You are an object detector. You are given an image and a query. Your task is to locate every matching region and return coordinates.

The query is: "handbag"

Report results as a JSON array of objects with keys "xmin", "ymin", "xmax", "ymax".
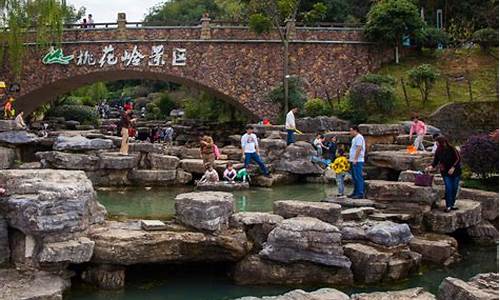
[{"xmin": 415, "ymin": 173, "xmax": 433, "ymax": 187}]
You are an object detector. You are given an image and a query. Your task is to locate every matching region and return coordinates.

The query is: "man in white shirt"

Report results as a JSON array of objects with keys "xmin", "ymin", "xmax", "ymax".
[
  {"xmin": 241, "ymin": 125, "xmax": 271, "ymax": 177},
  {"xmin": 87, "ymin": 14, "xmax": 94, "ymax": 28},
  {"xmin": 348, "ymin": 125, "xmax": 366, "ymax": 199},
  {"xmin": 285, "ymin": 107, "xmax": 298, "ymax": 145}
]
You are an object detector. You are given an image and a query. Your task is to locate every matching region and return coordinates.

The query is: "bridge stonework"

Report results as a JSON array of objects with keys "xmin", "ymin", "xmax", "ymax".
[{"xmin": 3, "ymin": 24, "xmax": 392, "ymax": 120}]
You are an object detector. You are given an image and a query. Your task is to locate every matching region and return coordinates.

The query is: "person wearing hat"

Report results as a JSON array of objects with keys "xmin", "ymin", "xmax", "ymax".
[{"xmin": 3, "ymin": 96, "xmax": 15, "ymax": 119}]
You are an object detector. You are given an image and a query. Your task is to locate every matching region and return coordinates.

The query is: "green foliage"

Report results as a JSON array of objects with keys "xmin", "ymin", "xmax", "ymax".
[
  {"xmin": 364, "ymin": 0, "xmax": 424, "ymax": 47},
  {"xmin": 144, "ymin": 0, "xmax": 221, "ymax": 25},
  {"xmin": 182, "ymin": 92, "xmax": 249, "ymax": 122},
  {"xmin": 248, "ymin": 13, "xmax": 273, "ymax": 34},
  {"xmin": 407, "ymin": 64, "xmax": 440, "ymax": 105},
  {"xmin": 302, "ymin": 2, "xmax": 327, "ymax": 25},
  {"xmin": 65, "ymin": 82, "xmax": 108, "ymax": 106},
  {"xmin": 471, "ymin": 28, "xmax": 499, "ymax": 51},
  {"xmin": 47, "ymin": 105, "xmax": 98, "ymax": 125},
  {"xmin": 359, "ymin": 73, "xmax": 396, "ymax": 87},
  {"xmin": 268, "ymin": 77, "xmax": 307, "ymax": 112},
  {"xmin": 415, "ymin": 26, "xmax": 451, "ymax": 50},
  {"xmin": 157, "ymin": 94, "xmax": 177, "ymax": 117},
  {"xmin": 304, "ymin": 98, "xmax": 332, "ymax": 117}
]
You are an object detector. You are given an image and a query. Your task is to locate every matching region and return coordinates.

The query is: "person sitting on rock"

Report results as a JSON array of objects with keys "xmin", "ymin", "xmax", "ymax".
[
  {"xmin": 199, "ymin": 163, "xmax": 219, "ymax": 184},
  {"xmin": 15, "ymin": 111, "xmax": 26, "ymax": 129},
  {"xmin": 313, "ymin": 133, "xmax": 328, "ymax": 157},
  {"xmin": 223, "ymin": 162, "xmax": 237, "ymax": 182}
]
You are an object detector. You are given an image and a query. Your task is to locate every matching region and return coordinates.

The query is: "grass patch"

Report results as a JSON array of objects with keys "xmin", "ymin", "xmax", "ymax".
[{"xmin": 462, "ymin": 177, "xmax": 499, "ymax": 192}]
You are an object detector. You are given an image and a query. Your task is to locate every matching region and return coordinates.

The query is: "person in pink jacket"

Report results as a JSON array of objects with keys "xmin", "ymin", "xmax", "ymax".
[{"xmin": 409, "ymin": 115, "xmax": 427, "ymax": 151}]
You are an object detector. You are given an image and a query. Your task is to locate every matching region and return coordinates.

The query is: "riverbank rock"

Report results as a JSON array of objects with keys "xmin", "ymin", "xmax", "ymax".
[
  {"xmin": 365, "ymin": 180, "xmax": 439, "ymax": 205},
  {"xmin": 38, "ymin": 237, "xmax": 95, "ymax": 264},
  {"xmin": 252, "ymin": 172, "xmax": 298, "ymax": 187},
  {"xmin": 409, "ymin": 233, "xmax": 460, "ymax": 265},
  {"xmin": 98, "ymin": 152, "xmax": 139, "ymax": 170},
  {"xmin": 0, "ymin": 268, "xmax": 71, "ymax": 300},
  {"xmin": 230, "ymin": 212, "xmax": 283, "ymax": 249},
  {"xmin": 274, "ymin": 142, "xmax": 323, "ymax": 175},
  {"xmin": 37, "ymin": 151, "xmax": 100, "ymax": 171},
  {"xmin": 129, "ymin": 142, "xmax": 164, "ymax": 154},
  {"xmin": 0, "ymin": 120, "xmax": 17, "ymax": 132},
  {"xmin": 365, "ymin": 221, "xmax": 413, "ymax": 247},
  {"xmin": 89, "ymin": 221, "xmax": 251, "ymax": 265},
  {"xmin": 273, "ymin": 200, "xmax": 342, "ymax": 225},
  {"xmin": 296, "ymin": 116, "xmax": 350, "ymax": 133},
  {"xmin": 424, "ymin": 200, "xmax": 482, "ymax": 233},
  {"xmin": 458, "ymin": 188, "xmax": 499, "ymax": 221},
  {"xmin": 197, "ymin": 181, "xmax": 250, "ymax": 191},
  {"xmin": 0, "ymin": 130, "xmax": 38, "ymax": 144},
  {"xmin": 343, "ymin": 243, "xmax": 421, "ymax": 283},
  {"xmin": 175, "ymin": 191, "xmax": 234, "ymax": 231},
  {"xmin": 233, "ymin": 254, "xmax": 353, "ymax": 286},
  {"xmin": 259, "ymin": 217, "xmax": 351, "ymax": 268},
  {"xmin": 0, "ymin": 146, "xmax": 16, "ymax": 169},
  {"xmin": 341, "ymin": 207, "xmax": 376, "ymax": 221},
  {"xmin": 366, "ymin": 151, "xmax": 433, "ymax": 171},
  {"xmin": 148, "ymin": 154, "xmax": 180, "ymax": 170},
  {"xmin": 352, "ymin": 287, "xmax": 436, "ymax": 300},
  {"xmin": 53, "ymin": 135, "xmax": 113, "ymax": 151},
  {"xmin": 438, "ymin": 273, "xmax": 499, "ymax": 300},
  {"xmin": 0, "ymin": 216, "xmax": 9, "ymax": 265},
  {"xmin": 466, "ymin": 221, "xmax": 499, "ymax": 245},
  {"xmin": 128, "ymin": 169, "xmax": 177, "ymax": 185},
  {"xmin": 235, "ymin": 288, "xmax": 350, "ymax": 300},
  {"xmin": 81, "ymin": 264, "xmax": 126, "ymax": 290}
]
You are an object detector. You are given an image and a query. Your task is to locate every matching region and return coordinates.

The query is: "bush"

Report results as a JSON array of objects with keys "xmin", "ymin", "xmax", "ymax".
[
  {"xmin": 47, "ymin": 105, "xmax": 99, "ymax": 125},
  {"xmin": 416, "ymin": 26, "xmax": 450, "ymax": 50},
  {"xmin": 304, "ymin": 98, "xmax": 332, "ymax": 117},
  {"xmin": 342, "ymin": 81, "xmax": 396, "ymax": 123},
  {"xmin": 60, "ymin": 96, "xmax": 82, "ymax": 106},
  {"xmin": 268, "ymin": 77, "xmax": 307, "ymax": 113},
  {"xmin": 471, "ymin": 28, "xmax": 499, "ymax": 51},
  {"xmin": 461, "ymin": 134, "xmax": 499, "ymax": 179},
  {"xmin": 407, "ymin": 64, "xmax": 439, "ymax": 105},
  {"xmin": 249, "ymin": 13, "xmax": 273, "ymax": 34},
  {"xmin": 360, "ymin": 73, "xmax": 396, "ymax": 87},
  {"xmin": 156, "ymin": 94, "xmax": 177, "ymax": 117}
]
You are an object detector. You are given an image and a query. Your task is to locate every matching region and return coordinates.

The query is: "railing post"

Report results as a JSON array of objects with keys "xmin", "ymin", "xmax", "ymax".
[
  {"xmin": 200, "ymin": 13, "xmax": 211, "ymax": 40},
  {"xmin": 117, "ymin": 12, "xmax": 127, "ymax": 39},
  {"xmin": 285, "ymin": 18, "xmax": 296, "ymax": 40}
]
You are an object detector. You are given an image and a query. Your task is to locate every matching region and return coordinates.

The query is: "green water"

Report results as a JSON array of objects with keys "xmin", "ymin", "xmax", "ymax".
[{"xmin": 97, "ymin": 184, "xmax": 350, "ymax": 220}]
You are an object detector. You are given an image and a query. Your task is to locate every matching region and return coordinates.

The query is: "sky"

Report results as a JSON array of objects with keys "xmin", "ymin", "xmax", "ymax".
[{"xmin": 68, "ymin": 0, "xmax": 164, "ymax": 23}]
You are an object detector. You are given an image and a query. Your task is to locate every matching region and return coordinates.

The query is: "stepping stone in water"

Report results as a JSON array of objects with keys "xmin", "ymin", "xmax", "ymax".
[
  {"xmin": 341, "ymin": 207, "xmax": 376, "ymax": 221},
  {"xmin": 140, "ymin": 220, "xmax": 167, "ymax": 231},
  {"xmin": 323, "ymin": 197, "xmax": 380, "ymax": 208}
]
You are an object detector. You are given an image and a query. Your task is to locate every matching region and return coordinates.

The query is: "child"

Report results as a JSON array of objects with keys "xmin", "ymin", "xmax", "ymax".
[
  {"xmin": 431, "ymin": 133, "xmax": 440, "ymax": 154},
  {"xmin": 325, "ymin": 136, "xmax": 338, "ymax": 161},
  {"xmin": 313, "ymin": 133, "xmax": 327, "ymax": 157},
  {"xmin": 330, "ymin": 149, "xmax": 350, "ymax": 197},
  {"xmin": 199, "ymin": 163, "xmax": 219, "ymax": 183},
  {"xmin": 235, "ymin": 168, "xmax": 250, "ymax": 182},
  {"xmin": 409, "ymin": 115, "xmax": 427, "ymax": 151},
  {"xmin": 223, "ymin": 162, "xmax": 237, "ymax": 182}
]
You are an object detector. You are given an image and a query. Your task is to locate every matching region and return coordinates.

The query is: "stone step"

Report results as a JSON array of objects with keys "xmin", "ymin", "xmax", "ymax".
[
  {"xmin": 365, "ymin": 180, "xmax": 439, "ymax": 205},
  {"xmin": 369, "ymin": 212, "xmax": 413, "ymax": 223},
  {"xmin": 341, "ymin": 207, "xmax": 376, "ymax": 221},
  {"xmin": 323, "ymin": 197, "xmax": 384, "ymax": 208},
  {"xmin": 140, "ymin": 220, "xmax": 167, "ymax": 231},
  {"xmin": 424, "ymin": 199, "xmax": 482, "ymax": 233},
  {"xmin": 409, "ymin": 233, "xmax": 460, "ymax": 266},
  {"xmin": 366, "ymin": 150, "xmax": 433, "ymax": 171},
  {"xmin": 273, "ymin": 200, "xmax": 341, "ymax": 225}
]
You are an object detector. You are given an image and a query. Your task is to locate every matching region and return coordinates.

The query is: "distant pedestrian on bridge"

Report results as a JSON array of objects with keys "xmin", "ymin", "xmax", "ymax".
[
  {"xmin": 241, "ymin": 125, "xmax": 271, "ymax": 178},
  {"xmin": 88, "ymin": 14, "xmax": 95, "ymax": 28},
  {"xmin": 80, "ymin": 18, "xmax": 88, "ymax": 29},
  {"xmin": 285, "ymin": 107, "xmax": 299, "ymax": 145},
  {"xmin": 119, "ymin": 109, "xmax": 135, "ymax": 155},
  {"xmin": 348, "ymin": 125, "xmax": 366, "ymax": 199}
]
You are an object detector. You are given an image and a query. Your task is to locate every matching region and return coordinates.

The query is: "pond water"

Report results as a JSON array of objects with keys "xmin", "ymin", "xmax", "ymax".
[{"xmin": 97, "ymin": 183, "xmax": 351, "ymax": 220}]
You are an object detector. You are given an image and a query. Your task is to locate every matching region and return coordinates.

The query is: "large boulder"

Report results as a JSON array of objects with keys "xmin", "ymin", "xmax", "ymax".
[
  {"xmin": 259, "ymin": 138, "xmax": 287, "ymax": 162},
  {"xmin": 128, "ymin": 169, "xmax": 177, "ymax": 185},
  {"xmin": 235, "ymin": 288, "xmax": 350, "ymax": 300},
  {"xmin": 129, "ymin": 142, "xmax": 164, "ymax": 154},
  {"xmin": 459, "ymin": 188, "xmax": 499, "ymax": 221},
  {"xmin": 352, "ymin": 287, "xmax": 436, "ymax": 300},
  {"xmin": 365, "ymin": 221, "xmax": 413, "ymax": 247},
  {"xmin": 296, "ymin": 116, "xmax": 350, "ymax": 133},
  {"xmin": 197, "ymin": 181, "xmax": 249, "ymax": 191},
  {"xmin": 0, "ymin": 268, "xmax": 70, "ymax": 300},
  {"xmin": 230, "ymin": 212, "xmax": 283, "ymax": 249},
  {"xmin": 148, "ymin": 154, "xmax": 180, "ymax": 170},
  {"xmin": 343, "ymin": 243, "xmax": 421, "ymax": 283},
  {"xmin": 233, "ymin": 254, "xmax": 353, "ymax": 286},
  {"xmin": 175, "ymin": 191, "xmax": 234, "ymax": 231},
  {"xmin": 0, "ymin": 120, "xmax": 18, "ymax": 132},
  {"xmin": 466, "ymin": 221, "xmax": 499, "ymax": 245},
  {"xmin": 424, "ymin": 200, "xmax": 482, "ymax": 233},
  {"xmin": 38, "ymin": 237, "xmax": 95, "ymax": 264},
  {"xmin": 365, "ymin": 180, "xmax": 439, "ymax": 204},
  {"xmin": 359, "ymin": 124, "xmax": 403, "ymax": 136},
  {"xmin": 409, "ymin": 233, "xmax": 460, "ymax": 265},
  {"xmin": 89, "ymin": 221, "xmax": 251, "ymax": 265},
  {"xmin": 0, "ymin": 216, "xmax": 9, "ymax": 265},
  {"xmin": 0, "ymin": 130, "xmax": 38, "ymax": 145},
  {"xmin": 273, "ymin": 200, "xmax": 342, "ymax": 225},
  {"xmin": 259, "ymin": 217, "xmax": 351, "ymax": 268},
  {"xmin": 438, "ymin": 273, "xmax": 499, "ymax": 300},
  {"xmin": 274, "ymin": 142, "xmax": 323, "ymax": 175},
  {"xmin": 0, "ymin": 146, "xmax": 16, "ymax": 169},
  {"xmin": 180, "ymin": 158, "xmax": 206, "ymax": 174},
  {"xmin": 37, "ymin": 151, "xmax": 100, "ymax": 171},
  {"xmin": 53, "ymin": 135, "xmax": 113, "ymax": 151},
  {"xmin": 366, "ymin": 151, "xmax": 434, "ymax": 171},
  {"xmin": 98, "ymin": 152, "xmax": 139, "ymax": 170}
]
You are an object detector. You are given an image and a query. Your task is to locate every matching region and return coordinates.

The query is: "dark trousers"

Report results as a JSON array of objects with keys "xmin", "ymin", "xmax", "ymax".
[
  {"xmin": 287, "ymin": 130, "xmax": 295, "ymax": 145},
  {"xmin": 443, "ymin": 175, "xmax": 460, "ymax": 208},
  {"xmin": 244, "ymin": 152, "xmax": 269, "ymax": 175},
  {"xmin": 350, "ymin": 162, "xmax": 365, "ymax": 197}
]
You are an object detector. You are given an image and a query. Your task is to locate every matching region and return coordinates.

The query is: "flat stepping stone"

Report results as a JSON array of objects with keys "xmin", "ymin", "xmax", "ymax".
[
  {"xmin": 424, "ymin": 199, "xmax": 482, "ymax": 233},
  {"xmin": 323, "ymin": 197, "xmax": 377, "ymax": 208},
  {"xmin": 341, "ymin": 207, "xmax": 376, "ymax": 221},
  {"xmin": 369, "ymin": 212, "xmax": 413, "ymax": 222},
  {"xmin": 140, "ymin": 220, "xmax": 167, "ymax": 231}
]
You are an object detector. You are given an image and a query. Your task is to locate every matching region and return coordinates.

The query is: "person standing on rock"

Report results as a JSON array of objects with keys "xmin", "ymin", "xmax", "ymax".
[
  {"xmin": 348, "ymin": 125, "xmax": 366, "ymax": 199},
  {"xmin": 119, "ymin": 109, "xmax": 135, "ymax": 155},
  {"xmin": 241, "ymin": 125, "xmax": 271, "ymax": 178},
  {"xmin": 285, "ymin": 107, "xmax": 299, "ymax": 145},
  {"xmin": 409, "ymin": 115, "xmax": 427, "ymax": 151},
  {"xmin": 426, "ymin": 136, "xmax": 461, "ymax": 213},
  {"xmin": 200, "ymin": 135, "xmax": 215, "ymax": 167}
]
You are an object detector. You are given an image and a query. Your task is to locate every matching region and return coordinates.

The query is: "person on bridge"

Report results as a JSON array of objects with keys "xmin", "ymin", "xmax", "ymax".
[
  {"xmin": 348, "ymin": 125, "xmax": 366, "ymax": 199},
  {"xmin": 285, "ymin": 107, "xmax": 299, "ymax": 145},
  {"xmin": 87, "ymin": 14, "xmax": 95, "ymax": 28},
  {"xmin": 241, "ymin": 125, "xmax": 271, "ymax": 178},
  {"xmin": 119, "ymin": 109, "xmax": 135, "ymax": 155}
]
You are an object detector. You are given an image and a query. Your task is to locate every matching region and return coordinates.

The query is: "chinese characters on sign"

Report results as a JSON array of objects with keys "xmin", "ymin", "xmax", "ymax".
[{"xmin": 43, "ymin": 45, "xmax": 187, "ymax": 68}]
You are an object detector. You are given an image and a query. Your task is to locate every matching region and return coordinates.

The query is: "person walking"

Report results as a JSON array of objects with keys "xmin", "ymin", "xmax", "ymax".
[
  {"xmin": 119, "ymin": 109, "xmax": 135, "ymax": 155},
  {"xmin": 285, "ymin": 107, "xmax": 298, "ymax": 145},
  {"xmin": 200, "ymin": 135, "xmax": 215, "ymax": 166},
  {"xmin": 348, "ymin": 125, "xmax": 366, "ymax": 199},
  {"xmin": 409, "ymin": 115, "xmax": 427, "ymax": 151},
  {"xmin": 330, "ymin": 148, "xmax": 349, "ymax": 197},
  {"xmin": 426, "ymin": 136, "xmax": 461, "ymax": 212},
  {"xmin": 241, "ymin": 125, "xmax": 271, "ymax": 177}
]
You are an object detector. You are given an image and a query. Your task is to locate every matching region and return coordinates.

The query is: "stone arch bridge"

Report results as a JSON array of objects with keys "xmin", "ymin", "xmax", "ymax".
[{"xmin": 2, "ymin": 15, "xmax": 392, "ymax": 120}]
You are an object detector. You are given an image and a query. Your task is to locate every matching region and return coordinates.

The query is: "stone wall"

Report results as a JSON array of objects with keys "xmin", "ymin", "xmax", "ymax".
[{"xmin": 428, "ymin": 101, "xmax": 499, "ymax": 142}]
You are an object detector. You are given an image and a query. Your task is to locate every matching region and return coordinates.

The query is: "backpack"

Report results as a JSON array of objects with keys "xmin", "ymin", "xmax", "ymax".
[{"xmin": 213, "ymin": 144, "xmax": 221, "ymax": 160}]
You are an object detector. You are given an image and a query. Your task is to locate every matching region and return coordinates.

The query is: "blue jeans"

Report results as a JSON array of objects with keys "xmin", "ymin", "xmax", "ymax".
[
  {"xmin": 287, "ymin": 130, "xmax": 295, "ymax": 145},
  {"xmin": 350, "ymin": 162, "xmax": 364, "ymax": 197},
  {"xmin": 244, "ymin": 152, "xmax": 269, "ymax": 175},
  {"xmin": 336, "ymin": 173, "xmax": 345, "ymax": 195},
  {"xmin": 443, "ymin": 175, "xmax": 460, "ymax": 208}
]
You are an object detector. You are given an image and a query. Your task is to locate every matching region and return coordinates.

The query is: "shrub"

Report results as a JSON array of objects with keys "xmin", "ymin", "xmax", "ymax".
[
  {"xmin": 304, "ymin": 98, "xmax": 332, "ymax": 117},
  {"xmin": 360, "ymin": 73, "xmax": 396, "ymax": 87},
  {"xmin": 249, "ymin": 13, "xmax": 273, "ymax": 35},
  {"xmin": 343, "ymin": 81, "xmax": 396, "ymax": 123},
  {"xmin": 461, "ymin": 134, "xmax": 499, "ymax": 179},
  {"xmin": 61, "ymin": 96, "xmax": 82, "ymax": 106},
  {"xmin": 156, "ymin": 94, "xmax": 177, "ymax": 117},
  {"xmin": 47, "ymin": 105, "xmax": 99, "ymax": 125},
  {"xmin": 268, "ymin": 77, "xmax": 307, "ymax": 113},
  {"xmin": 471, "ymin": 28, "xmax": 499, "ymax": 51},
  {"xmin": 303, "ymin": 2, "xmax": 327, "ymax": 26},
  {"xmin": 416, "ymin": 26, "xmax": 450, "ymax": 50},
  {"xmin": 407, "ymin": 64, "xmax": 439, "ymax": 105}
]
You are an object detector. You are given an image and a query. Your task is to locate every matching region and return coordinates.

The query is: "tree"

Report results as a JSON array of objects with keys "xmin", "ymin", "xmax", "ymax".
[
  {"xmin": 144, "ymin": 0, "xmax": 222, "ymax": 25},
  {"xmin": 471, "ymin": 28, "xmax": 499, "ymax": 52},
  {"xmin": 268, "ymin": 77, "xmax": 307, "ymax": 113},
  {"xmin": 364, "ymin": 0, "xmax": 425, "ymax": 63},
  {"xmin": 461, "ymin": 134, "xmax": 499, "ymax": 179},
  {"xmin": 407, "ymin": 64, "xmax": 439, "ymax": 105},
  {"xmin": 415, "ymin": 26, "xmax": 450, "ymax": 51}
]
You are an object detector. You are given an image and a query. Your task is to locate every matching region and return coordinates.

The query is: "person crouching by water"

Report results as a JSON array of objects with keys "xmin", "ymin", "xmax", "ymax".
[
  {"xmin": 15, "ymin": 111, "xmax": 26, "ymax": 130},
  {"xmin": 199, "ymin": 163, "xmax": 219, "ymax": 184},
  {"xmin": 241, "ymin": 125, "xmax": 271, "ymax": 178},
  {"xmin": 223, "ymin": 162, "xmax": 237, "ymax": 182},
  {"xmin": 330, "ymin": 148, "xmax": 349, "ymax": 198},
  {"xmin": 425, "ymin": 136, "xmax": 461, "ymax": 213},
  {"xmin": 200, "ymin": 135, "xmax": 215, "ymax": 166},
  {"xmin": 119, "ymin": 109, "xmax": 135, "ymax": 155}
]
